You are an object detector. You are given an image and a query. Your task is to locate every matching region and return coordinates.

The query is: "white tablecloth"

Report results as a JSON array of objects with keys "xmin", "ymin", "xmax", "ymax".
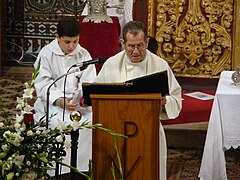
[{"xmin": 199, "ymin": 71, "xmax": 240, "ymax": 180}]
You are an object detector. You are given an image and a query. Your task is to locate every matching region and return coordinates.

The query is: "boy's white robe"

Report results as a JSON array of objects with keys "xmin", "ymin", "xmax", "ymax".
[{"xmin": 33, "ymin": 38, "xmax": 97, "ymax": 174}]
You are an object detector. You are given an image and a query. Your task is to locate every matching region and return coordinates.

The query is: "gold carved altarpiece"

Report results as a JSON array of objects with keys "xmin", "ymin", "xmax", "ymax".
[{"xmin": 148, "ymin": 0, "xmax": 240, "ymax": 78}]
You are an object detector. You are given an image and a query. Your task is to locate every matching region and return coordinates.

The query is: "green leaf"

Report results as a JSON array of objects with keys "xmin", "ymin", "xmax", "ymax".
[
  {"xmin": 38, "ymin": 154, "xmax": 48, "ymax": 163},
  {"xmin": 2, "ymin": 162, "xmax": 7, "ymax": 177},
  {"xmin": 113, "ymin": 138, "xmax": 123, "ymax": 179},
  {"xmin": 58, "ymin": 161, "xmax": 91, "ymax": 179},
  {"xmin": 0, "ymin": 152, "xmax": 7, "ymax": 159},
  {"xmin": 97, "ymin": 126, "xmax": 128, "ymax": 138},
  {"xmin": 6, "ymin": 172, "xmax": 14, "ymax": 180},
  {"xmin": 111, "ymin": 161, "xmax": 116, "ymax": 180}
]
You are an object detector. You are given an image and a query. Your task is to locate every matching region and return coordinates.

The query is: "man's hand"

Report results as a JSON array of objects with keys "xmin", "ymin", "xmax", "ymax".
[
  {"xmin": 79, "ymin": 97, "xmax": 88, "ymax": 107},
  {"xmin": 60, "ymin": 97, "xmax": 77, "ymax": 111},
  {"xmin": 162, "ymin": 96, "xmax": 167, "ymax": 106}
]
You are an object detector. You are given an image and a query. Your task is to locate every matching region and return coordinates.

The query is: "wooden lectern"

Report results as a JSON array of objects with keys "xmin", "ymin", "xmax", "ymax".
[{"xmin": 91, "ymin": 93, "xmax": 162, "ymax": 180}]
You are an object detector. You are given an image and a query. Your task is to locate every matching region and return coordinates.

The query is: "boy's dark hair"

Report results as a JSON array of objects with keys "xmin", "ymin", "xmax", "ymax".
[
  {"xmin": 122, "ymin": 21, "xmax": 148, "ymax": 43},
  {"xmin": 147, "ymin": 36, "xmax": 158, "ymax": 54},
  {"xmin": 57, "ymin": 18, "xmax": 80, "ymax": 38}
]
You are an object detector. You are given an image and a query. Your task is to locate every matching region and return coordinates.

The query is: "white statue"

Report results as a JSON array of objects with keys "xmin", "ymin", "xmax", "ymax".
[
  {"xmin": 83, "ymin": 0, "xmax": 113, "ymax": 23},
  {"xmin": 81, "ymin": 0, "xmax": 133, "ymax": 26},
  {"xmin": 106, "ymin": 0, "xmax": 125, "ymax": 14}
]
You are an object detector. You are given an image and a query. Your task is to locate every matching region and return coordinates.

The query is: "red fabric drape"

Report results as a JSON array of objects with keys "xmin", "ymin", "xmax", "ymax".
[
  {"xmin": 162, "ymin": 90, "xmax": 216, "ymax": 125},
  {"xmin": 79, "ymin": 16, "xmax": 121, "ymax": 74}
]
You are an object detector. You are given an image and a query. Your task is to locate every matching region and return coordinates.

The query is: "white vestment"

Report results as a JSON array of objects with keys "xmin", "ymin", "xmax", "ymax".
[
  {"xmin": 33, "ymin": 38, "xmax": 97, "ymax": 174},
  {"xmin": 95, "ymin": 50, "xmax": 182, "ymax": 180}
]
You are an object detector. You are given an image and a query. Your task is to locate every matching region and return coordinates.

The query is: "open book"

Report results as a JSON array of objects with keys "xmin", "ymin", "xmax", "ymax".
[{"xmin": 82, "ymin": 71, "xmax": 169, "ymax": 105}]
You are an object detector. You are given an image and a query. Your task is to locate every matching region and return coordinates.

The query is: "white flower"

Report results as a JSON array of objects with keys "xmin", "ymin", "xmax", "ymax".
[
  {"xmin": 13, "ymin": 155, "xmax": 25, "ymax": 166},
  {"xmin": 16, "ymin": 113, "xmax": 24, "ymax": 123},
  {"xmin": 24, "ymin": 82, "xmax": 29, "ymax": 87},
  {"xmin": 3, "ymin": 162, "xmax": 11, "ymax": 170},
  {"xmin": 7, "ymin": 156, "xmax": 13, "ymax": 162},
  {"xmin": 20, "ymin": 171, "xmax": 37, "ymax": 180},
  {"xmin": 16, "ymin": 97, "xmax": 24, "ymax": 110},
  {"xmin": 14, "ymin": 122, "xmax": 21, "ymax": 129},
  {"xmin": 71, "ymin": 120, "xmax": 81, "ymax": 131},
  {"xmin": 56, "ymin": 135, "xmax": 63, "ymax": 143},
  {"xmin": 1, "ymin": 144, "xmax": 9, "ymax": 152},
  {"xmin": 3, "ymin": 130, "xmax": 11, "ymax": 138},
  {"xmin": 23, "ymin": 104, "xmax": 34, "ymax": 114},
  {"xmin": 13, "ymin": 134, "xmax": 24, "ymax": 146},
  {"xmin": 15, "ymin": 123, "xmax": 26, "ymax": 134},
  {"xmin": 42, "ymin": 129, "xmax": 50, "ymax": 134},
  {"xmin": 23, "ymin": 88, "xmax": 34, "ymax": 99},
  {"xmin": 56, "ymin": 121, "xmax": 68, "ymax": 131},
  {"xmin": 27, "ymin": 130, "xmax": 33, "ymax": 136},
  {"xmin": 0, "ymin": 122, "xmax": 4, "ymax": 128},
  {"xmin": 64, "ymin": 140, "xmax": 71, "ymax": 149},
  {"xmin": 5, "ymin": 132, "xmax": 24, "ymax": 146},
  {"xmin": 26, "ymin": 161, "xmax": 31, "ymax": 166},
  {"xmin": 15, "ymin": 122, "xmax": 25, "ymax": 134},
  {"xmin": 31, "ymin": 79, "xmax": 35, "ymax": 85},
  {"xmin": 37, "ymin": 144, "xmax": 41, "ymax": 148}
]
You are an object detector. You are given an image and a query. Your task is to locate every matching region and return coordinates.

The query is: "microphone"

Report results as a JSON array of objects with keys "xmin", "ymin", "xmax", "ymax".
[{"xmin": 72, "ymin": 56, "xmax": 105, "ymax": 69}]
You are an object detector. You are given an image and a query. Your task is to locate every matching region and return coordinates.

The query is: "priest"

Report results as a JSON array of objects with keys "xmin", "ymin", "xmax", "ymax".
[{"xmin": 94, "ymin": 20, "xmax": 182, "ymax": 180}]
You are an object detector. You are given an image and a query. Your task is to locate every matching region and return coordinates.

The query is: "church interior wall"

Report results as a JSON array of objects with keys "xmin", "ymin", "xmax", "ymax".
[{"xmin": 1, "ymin": 0, "xmax": 239, "ymax": 80}]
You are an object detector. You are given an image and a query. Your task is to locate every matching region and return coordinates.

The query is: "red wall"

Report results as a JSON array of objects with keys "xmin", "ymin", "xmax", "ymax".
[{"xmin": 133, "ymin": 0, "xmax": 149, "ymax": 27}]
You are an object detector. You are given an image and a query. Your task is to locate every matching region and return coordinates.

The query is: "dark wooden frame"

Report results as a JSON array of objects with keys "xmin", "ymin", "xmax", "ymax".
[{"xmin": 0, "ymin": 0, "xmax": 3, "ymax": 76}]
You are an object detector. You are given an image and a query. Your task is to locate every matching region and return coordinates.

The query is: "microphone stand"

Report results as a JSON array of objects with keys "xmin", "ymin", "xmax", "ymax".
[
  {"xmin": 45, "ymin": 64, "xmax": 89, "ymax": 178},
  {"xmin": 46, "ymin": 65, "xmax": 87, "ymax": 129},
  {"xmin": 45, "ymin": 70, "xmax": 76, "ymax": 177},
  {"xmin": 46, "ymin": 70, "xmax": 77, "ymax": 129},
  {"xmin": 62, "ymin": 64, "xmax": 88, "ymax": 122}
]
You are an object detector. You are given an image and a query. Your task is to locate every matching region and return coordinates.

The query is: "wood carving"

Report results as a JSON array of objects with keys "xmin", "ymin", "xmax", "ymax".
[{"xmin": 148, "ymin": 0, "xmax": 240, "ymax": 78}]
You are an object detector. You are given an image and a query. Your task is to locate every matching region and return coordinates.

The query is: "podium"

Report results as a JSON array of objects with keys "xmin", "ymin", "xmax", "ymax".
[{"xmin": 91, "ymin": 93, "xmax": 162, "ymax": 180}]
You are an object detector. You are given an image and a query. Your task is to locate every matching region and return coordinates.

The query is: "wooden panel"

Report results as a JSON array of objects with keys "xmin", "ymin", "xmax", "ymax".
[
  {"xmin": 0, "ymin": 0, "xmax": 3, "ymax": 76},
  {"xmin": 232, "ymin": 1, "xmax": 240, "ymax": 70},
  {"xmin": 91, "ymin": 94, "xmax": 161, "ymax": 180},
  {"xmin": 147, "ymin": 0, "xmax": 240, "ymax": 78},
  {"xmin": 90, "ymin": 93, "xmax": 162, "ymax": 100}
]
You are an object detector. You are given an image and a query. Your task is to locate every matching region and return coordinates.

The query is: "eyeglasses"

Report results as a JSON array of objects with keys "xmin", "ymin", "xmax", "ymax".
[{"xmin": 126, "ymin": 43, "xmax": 146, "ymax": 51}]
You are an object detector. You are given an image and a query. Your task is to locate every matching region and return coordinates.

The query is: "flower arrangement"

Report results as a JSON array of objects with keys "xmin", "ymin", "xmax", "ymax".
[
  {"xmin": 0, "ymin": 61, "xmax": 126, "ymax": 180},
  {"xmin": 0, "ymin": 61, "xmax": 67, "ymax": 179}
]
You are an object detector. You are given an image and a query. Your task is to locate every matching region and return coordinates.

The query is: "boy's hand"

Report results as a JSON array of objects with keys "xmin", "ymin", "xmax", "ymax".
[{"xmin": 60, "ymin": 97, "xmax": 77, "ymax": 111}]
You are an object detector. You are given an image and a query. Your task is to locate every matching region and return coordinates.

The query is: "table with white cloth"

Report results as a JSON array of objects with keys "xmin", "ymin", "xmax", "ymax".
[{"xmin": 199, "ymin": 71, "xmax": 240, "ymax": 180}]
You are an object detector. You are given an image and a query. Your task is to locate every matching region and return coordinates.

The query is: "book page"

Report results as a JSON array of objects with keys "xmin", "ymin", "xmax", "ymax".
[{"xmin": 184, "ymin": 91, "xmax": 215, "ymax": 100}]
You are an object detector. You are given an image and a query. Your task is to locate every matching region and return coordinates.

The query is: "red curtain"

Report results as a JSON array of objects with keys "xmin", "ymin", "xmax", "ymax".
[{"xmin": 79, "ymin": 16, "xmax": 121, "ymax": 73}]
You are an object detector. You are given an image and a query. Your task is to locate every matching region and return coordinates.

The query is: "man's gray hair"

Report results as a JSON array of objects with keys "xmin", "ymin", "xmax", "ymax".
[{"xmin": 122, "ymin": 21, "xmax": 148, "ymax": 43}]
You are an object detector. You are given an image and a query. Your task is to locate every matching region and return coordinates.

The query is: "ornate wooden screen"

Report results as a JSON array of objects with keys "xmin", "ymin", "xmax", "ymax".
[
  {"xmin": 148, "ymin": 0, "xmax": 240, "ymax": 78},
  {"xmin": 4, "ymin": 0, "xmax": 86, "ymax": 63}
]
